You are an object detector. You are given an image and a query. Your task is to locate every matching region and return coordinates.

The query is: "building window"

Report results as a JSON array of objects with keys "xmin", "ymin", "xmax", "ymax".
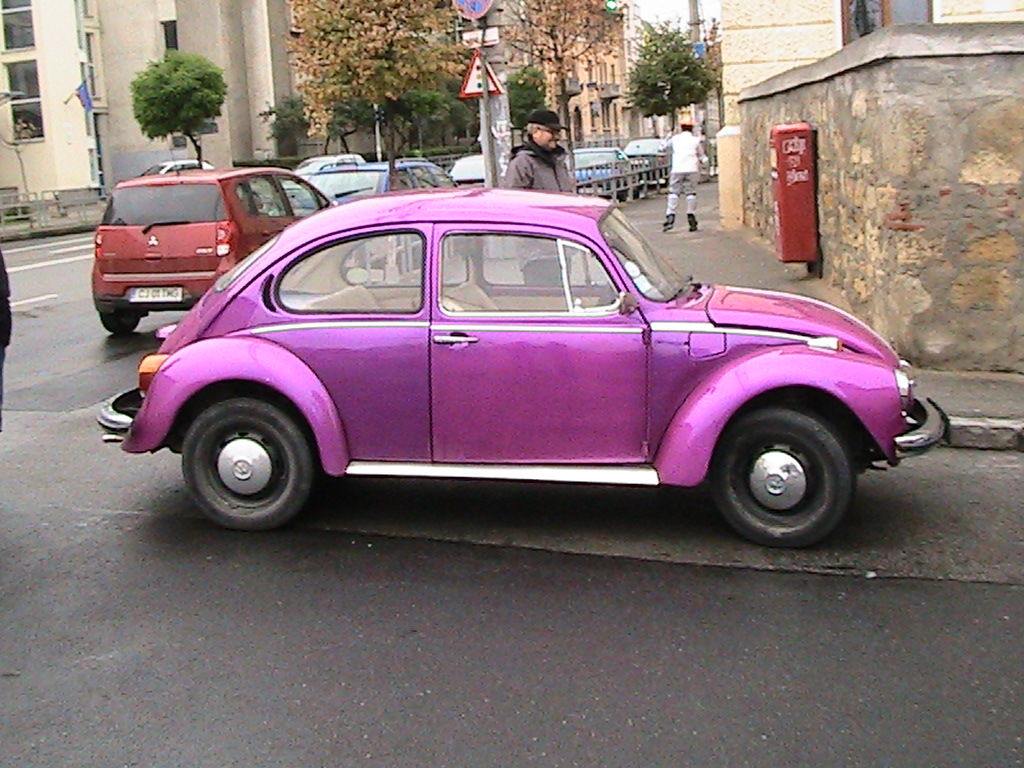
[
  {"xmin": 84, "ymin": 32, "xmax": 98, "ymax": 96},
  {"xmin": 843, "ymin": 0, "xmax": 933, "ymax": 43},
  {"xmin": 2, "ymin": 0, "xmax": 33, "ymax": 50},
  {"xmin": 6, "ymin": 60, "xmax": 43, "ymax": 139},
  {"xmin": 162, "ymin": 20, "xmax": 178, "ymax": 50}
]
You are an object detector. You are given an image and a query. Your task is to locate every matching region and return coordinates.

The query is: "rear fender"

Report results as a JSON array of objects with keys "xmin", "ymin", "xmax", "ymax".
[
  {"xmin": 123, "ymin": 336, "xmax": 349, "ymax": 474},
  {"xmin": 654, "ymin": 346, "xmax": 903, "ymax": 486}
]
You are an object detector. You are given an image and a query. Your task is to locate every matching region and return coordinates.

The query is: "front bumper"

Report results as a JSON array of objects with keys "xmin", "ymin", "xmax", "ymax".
[
  {"xmin": 97, "ymin": 388, "xmax": 142, "ymax": 443},
  {"xmin": 895, "ymin": 397, "xmax": 949, "ymax": 457}
]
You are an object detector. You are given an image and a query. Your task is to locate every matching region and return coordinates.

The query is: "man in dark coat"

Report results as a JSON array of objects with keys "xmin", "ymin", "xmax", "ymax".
[
  {"xmin": 502, "ymin": 109, "xmax": 575, "ymax": 193},
  {"xmin": 0, "ymin": 245, "xmax": 10, "ymax": 432}
]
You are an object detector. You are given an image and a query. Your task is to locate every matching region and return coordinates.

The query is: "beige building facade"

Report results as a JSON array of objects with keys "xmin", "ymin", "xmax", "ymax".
[
  {"xmin": 1, "ymin": 0, "xmax": 293, "ymax": 195},
  {"xmin": 717, "ymin": 0, "xmax": 1024, "ymax": 227},
  {"xmin": 1, "ymin": 0, "xmax": 101, "ymax": 195}
]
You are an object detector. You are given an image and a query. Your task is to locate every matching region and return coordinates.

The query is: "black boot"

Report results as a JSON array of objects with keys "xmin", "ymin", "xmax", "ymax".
[
  {"xmin": 663, "ymin": 214, "xmax": 675, "ymax": 232},
  {"xmin": 687, "ymin": 213, "xmax": 698, "ymax": 231}
]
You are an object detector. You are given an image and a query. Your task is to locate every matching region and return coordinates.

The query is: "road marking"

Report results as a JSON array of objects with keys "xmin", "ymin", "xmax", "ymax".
[
  {"xmin": 12, "ymin": 293, "xmax": 59, "ymax": 308},
  {"xmin": 2, "ymin": 236, "xmax": 93, "ymax": 255},
  {"xmin": 8, "ymin": 253, "xmax": 93, "ymax": 273},
  {"xmin": 50, "ymin": 242, "xmax": 94, "ymax": 255}
]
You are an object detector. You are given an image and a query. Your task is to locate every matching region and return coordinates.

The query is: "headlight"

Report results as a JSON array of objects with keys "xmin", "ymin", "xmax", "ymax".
[{"xmin": 895, "ymin": 362, "xmax": 914, "ymax": 412}]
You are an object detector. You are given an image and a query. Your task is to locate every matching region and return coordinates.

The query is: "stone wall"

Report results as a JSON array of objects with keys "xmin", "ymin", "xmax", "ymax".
[{"xmin": 738, "ymin": 23, "xmax": 1024, "ymax": 373}]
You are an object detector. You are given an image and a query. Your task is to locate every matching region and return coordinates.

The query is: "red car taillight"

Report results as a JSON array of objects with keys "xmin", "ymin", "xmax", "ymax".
[
  {"xmin": 215, "ymin": 220, "xmax": 238, "ymax": 259},
  {"xmin": 94, "ymin": 231, "xmax": 103, "ymax": 259}
]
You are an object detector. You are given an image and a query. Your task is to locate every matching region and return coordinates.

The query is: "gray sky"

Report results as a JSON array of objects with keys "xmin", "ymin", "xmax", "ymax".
[{"xmin": 637, "ymin": 0, "xmax": 722, "ymax": 25}]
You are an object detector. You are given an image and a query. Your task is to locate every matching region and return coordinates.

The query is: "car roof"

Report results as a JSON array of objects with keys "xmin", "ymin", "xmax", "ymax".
[
  {"xmin": 277, "ymin": 188, "xmax": 609, "ymax": 245},
  {"xmin": 308, "ymin": 160, "xmax": 440, "ymax": 176},
  {"xmin": 116, "ymin": 167, "xmax": 295, "ymax": 188},
  {"xmin": 574, "ymin": 147, "xmax": 621, "ymax": 153}
]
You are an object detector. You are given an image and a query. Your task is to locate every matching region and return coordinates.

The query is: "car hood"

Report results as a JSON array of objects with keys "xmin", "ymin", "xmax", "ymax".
[{"xmin": 704, "ymin": 285, "xmax": 899, "ymax": 365}]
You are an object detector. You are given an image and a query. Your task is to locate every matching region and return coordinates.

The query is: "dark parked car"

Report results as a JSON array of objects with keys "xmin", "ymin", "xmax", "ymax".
[
  {"xmin": 92, "ymin": 168, "xmax": 329, "ymax": 335},
  {"xmin": 306, "ymin": 160, "xmax": 455, "ymax": 201},
  {"xmin": 573, "ymin": 147, "xmax": 645, "ymax": 201},
  {"xmin": 623, "ymin": 138, "xmax": 670, "ymax": 190},
  {"xmin": 99, "ymin": 188, "xmax": 946, "ymax": 547},
  {"xmin": 623, "ymin": 137, "xmax": 667, "ymax": 159}
]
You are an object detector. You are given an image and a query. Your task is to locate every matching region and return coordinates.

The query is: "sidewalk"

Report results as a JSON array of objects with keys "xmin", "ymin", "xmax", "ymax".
[
  {"xmin": 631, "ymin": 181, "xmax": 1024, "ymax": 452},
  {"xmin": 4, "ymin": 185, "xmax": 1022, "ymax": 451}
]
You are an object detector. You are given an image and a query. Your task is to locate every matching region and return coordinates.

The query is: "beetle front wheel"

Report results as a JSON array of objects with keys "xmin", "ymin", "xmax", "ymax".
[
  {"xmin": 182, "ymin": 397, "xmax": 315, "ymax": 531},
  {"xmin": 710, "ymin": 407, "xmax": 855, "ymax": 548}
]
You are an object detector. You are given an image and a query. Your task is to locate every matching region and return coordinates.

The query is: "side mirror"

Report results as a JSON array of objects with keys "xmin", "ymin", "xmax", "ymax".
[{"xmin": 617, "ymin": 291, "xmax": 640, "ymax": 315}]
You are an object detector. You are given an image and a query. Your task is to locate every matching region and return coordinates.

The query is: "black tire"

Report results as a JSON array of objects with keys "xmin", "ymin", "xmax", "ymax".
[
  {"xmin": 181, "ymin": 397, "xmax": 316, "ymax": 531},
  {"xmin": 99, "ymin": 310, "xmax": 141, "ymax": 335},
  {"xmin": 710, "ymin": 407, "xmax": 855, "ymax": 548}
]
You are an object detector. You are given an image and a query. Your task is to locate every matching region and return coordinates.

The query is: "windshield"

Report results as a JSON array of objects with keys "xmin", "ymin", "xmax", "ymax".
[
  {"xmin": 600, "ymin": 208, "xmax": 690, "ymax": 301},
  {"xmin": 574, "ymin": 151, "xmax": 619, "ymax": 170},
  {"xmin": 308, "ymin": 170, "xmax": 385, "ymax": 199}
]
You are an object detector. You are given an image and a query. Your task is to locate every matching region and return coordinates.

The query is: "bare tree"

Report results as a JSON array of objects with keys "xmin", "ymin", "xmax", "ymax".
[{"xmin": 503, "ymin": 0, "xmax": 621, "ymax": 142}]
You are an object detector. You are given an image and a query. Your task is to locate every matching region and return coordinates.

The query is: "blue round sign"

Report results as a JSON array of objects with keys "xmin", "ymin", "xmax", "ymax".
[{"xmin": 453, "ymin": 0, "xmax": 494, "ymax": 20}]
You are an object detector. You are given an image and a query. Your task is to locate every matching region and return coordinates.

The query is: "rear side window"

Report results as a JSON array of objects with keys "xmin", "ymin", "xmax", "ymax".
[
  {"xmin": 102, "ymin": 184, "xmax": 225, "ymax": 226},
  {"xmin": 235, "ymin": 176, "xmax": 290, "ymax": 217}
]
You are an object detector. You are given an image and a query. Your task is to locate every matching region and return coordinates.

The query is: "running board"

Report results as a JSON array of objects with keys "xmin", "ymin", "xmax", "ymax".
[{"xmin": 345, "ymin": 462, "xmax": 661, "ymax": 486}]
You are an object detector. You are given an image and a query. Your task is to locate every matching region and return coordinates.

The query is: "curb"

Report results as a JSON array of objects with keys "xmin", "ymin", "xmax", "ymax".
[
  {"xmin": 948, "ymin": 417, "xmax": 1024, "ymax": 452},
  {"xmin": 1, "ymin": 222, "xmax": 99, "ymax": 242}
]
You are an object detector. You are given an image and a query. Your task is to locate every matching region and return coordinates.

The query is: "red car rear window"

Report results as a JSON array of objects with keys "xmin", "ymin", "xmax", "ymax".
[{"xmin": 102, "ymin": 184, "xmax": 226, "ymax": 227}]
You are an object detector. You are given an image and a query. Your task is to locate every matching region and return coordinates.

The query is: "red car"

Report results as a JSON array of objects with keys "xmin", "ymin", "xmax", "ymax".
[{"xmin": 92, "ymin": 167, "xmax": 330, "ymax": 334}]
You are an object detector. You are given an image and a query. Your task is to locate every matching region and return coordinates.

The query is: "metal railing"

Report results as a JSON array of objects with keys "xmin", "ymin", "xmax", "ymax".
[
  {"xmin": 574, "ymin": 157, "xmax": 671, "ymax": 199},
  {"xmin": 0, "ymin": 187, "xmax": 106, "ymax": 237}
]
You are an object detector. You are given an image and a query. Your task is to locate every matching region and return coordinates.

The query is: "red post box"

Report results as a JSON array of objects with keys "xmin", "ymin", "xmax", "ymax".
[{"xmin": 770, "ymin": 122, "xmax": 819, "ymax": 263}]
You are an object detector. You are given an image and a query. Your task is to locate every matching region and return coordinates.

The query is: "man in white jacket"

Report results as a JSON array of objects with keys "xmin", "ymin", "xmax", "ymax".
[{"xmin": 659, "ymin": 117, "xmax": 706, "ymax": 232}]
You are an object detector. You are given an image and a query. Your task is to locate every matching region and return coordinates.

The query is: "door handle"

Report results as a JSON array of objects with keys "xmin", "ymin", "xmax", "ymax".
[{"xmin": 433, "ymin": 334, "xmax": 479, "ymax": 345}]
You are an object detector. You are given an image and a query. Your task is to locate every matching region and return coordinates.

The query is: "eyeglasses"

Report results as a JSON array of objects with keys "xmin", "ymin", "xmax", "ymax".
[{"xmin": 536, "ymin": 126, "xmax": 563, "ymax": 136}]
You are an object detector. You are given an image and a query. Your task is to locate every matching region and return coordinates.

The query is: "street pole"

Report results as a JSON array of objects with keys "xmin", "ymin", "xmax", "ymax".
[
  {"xmin": 688, "ymin": 0, "xmax": 701, "ymax": 43},
  {"xmin": 477, "ymin": 10, "xmax": 511, "ymax": 187},
  {"xmin": 478, "ymin": 19, "xmax": 498, "ymax": 187}
]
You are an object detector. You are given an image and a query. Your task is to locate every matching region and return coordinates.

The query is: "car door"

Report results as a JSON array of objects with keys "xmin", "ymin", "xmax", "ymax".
[
  {"xmin": 430, "ymin": 226, "xmax": 650, "ymax": 464},
  {"xmin": 233, "ymin": 174, "xmax": 294, "ymax": 256},
  {"xmin": 272, "ymin": 227, "xmax": 430, "ymax": 461}
]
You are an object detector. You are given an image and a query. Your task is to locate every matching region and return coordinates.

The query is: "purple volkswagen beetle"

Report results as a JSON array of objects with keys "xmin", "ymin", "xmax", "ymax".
[{"xmin": 99, "ymin": 188, "xmax": 946, "ymax": 547}]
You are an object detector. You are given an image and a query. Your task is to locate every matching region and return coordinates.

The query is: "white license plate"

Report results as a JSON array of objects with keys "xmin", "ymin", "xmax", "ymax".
[{"xmin": 129, "ymin": 287, "xmax": 184, "ymax": 303}]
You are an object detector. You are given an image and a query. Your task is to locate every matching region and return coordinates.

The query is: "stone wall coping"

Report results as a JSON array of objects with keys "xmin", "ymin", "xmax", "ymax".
[{"xmin": 738, "ymin": 22, "xmax": 1024, "ymax": 103}]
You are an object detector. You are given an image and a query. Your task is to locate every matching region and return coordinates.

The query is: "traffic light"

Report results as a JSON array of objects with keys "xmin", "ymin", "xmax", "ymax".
[{"xmin": 604, "ymin": 0, "xmax": 622, "ymax": 12}]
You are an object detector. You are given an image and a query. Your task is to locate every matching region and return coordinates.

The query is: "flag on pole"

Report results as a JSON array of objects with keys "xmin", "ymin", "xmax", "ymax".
[{"xmin": 75, "ymin": 81, "xmax": 93, "ymax": 114}]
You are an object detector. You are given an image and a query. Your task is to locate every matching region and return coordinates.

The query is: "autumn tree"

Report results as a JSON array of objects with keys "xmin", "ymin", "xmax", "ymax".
[
  {"xmin": 507, "ymin": 66, "xmax": 548, "ymax": 130},
  {"xmin": 288, "ymin": 0, "xmax": 462, "ymax": 171},
  {"xmin": 130, "ymin": 51, "xmax": 227, "ymax": 164},
  {"xmin": 627, "ymin": 22, "xmax": 713, "ymax": 120},
  {"xmin": 504, "ymin": 0, "xmax": 621, "ymax": 140}
]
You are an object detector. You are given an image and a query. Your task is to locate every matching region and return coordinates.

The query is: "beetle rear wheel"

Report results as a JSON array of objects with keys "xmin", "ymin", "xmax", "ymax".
[
  {"xmin": 710, "ymin": 407, "xmax": 855, "ymax": 548},
  {"xmin": 182, "ymin": 397, "xmax": 315, "ymax": 531}
]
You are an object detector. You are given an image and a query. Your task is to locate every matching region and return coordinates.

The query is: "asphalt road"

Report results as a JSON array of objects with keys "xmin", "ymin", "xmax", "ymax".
[{"xmin": 1, "ymin": 231, "xmax": 1023, "ymax": 766}]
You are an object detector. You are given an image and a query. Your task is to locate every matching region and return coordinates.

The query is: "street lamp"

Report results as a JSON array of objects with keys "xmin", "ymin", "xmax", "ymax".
[{"xmin": 0, "ymin": 90, "xmax": 25, "ymax": 106}]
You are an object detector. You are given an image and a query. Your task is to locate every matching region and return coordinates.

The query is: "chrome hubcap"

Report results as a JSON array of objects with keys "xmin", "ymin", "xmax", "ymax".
[
  {"xmin": 749, "ymin": 450, "xmax": 808, "ymax": 510},
  {"xmin": 217, "ymin": 438, "xmax": 273, "ymax": 495}
]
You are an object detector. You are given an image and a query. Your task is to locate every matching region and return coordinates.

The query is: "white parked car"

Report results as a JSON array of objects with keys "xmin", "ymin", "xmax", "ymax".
[
  {"xmin": 140, "ymin": 159, "xmax": 214, "ymax": 176},
  {"xmin": 449, "ymin": 154, "xmax": 485, "ymax": 186},
  {"xmin": 295, "ymin": 154, "xmax": 367, "ymax": 176}
]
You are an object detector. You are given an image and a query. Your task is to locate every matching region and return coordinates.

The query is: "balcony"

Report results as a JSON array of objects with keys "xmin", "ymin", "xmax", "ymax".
[{"xmin": 598, "ymin": 83, "xmax": 622, "ymax": 100}]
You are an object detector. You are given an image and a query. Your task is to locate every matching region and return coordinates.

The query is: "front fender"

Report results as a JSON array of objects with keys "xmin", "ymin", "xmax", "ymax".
[
  {"xmin": 654, "ymin": 345, "xmax": 904, "ymax": 487},
  {"xmin": 123, "ymin": 336, "xmax": 349, "ymax": 475}
]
